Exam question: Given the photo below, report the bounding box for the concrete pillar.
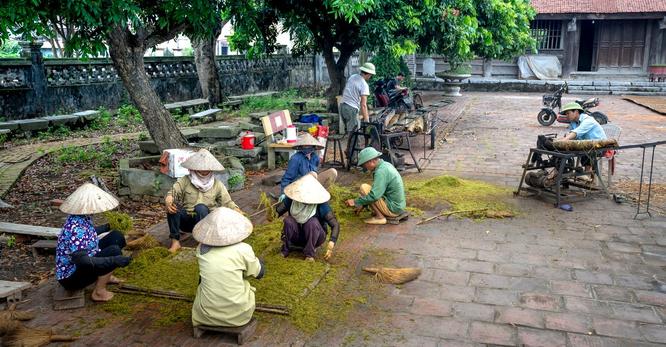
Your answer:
[482,58,492,78]
[19,41,46,117]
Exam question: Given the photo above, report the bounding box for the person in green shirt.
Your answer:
[191,207,264,328]
[345,147,406,225]
[165,149,241,253]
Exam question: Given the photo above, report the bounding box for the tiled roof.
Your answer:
[531,0,666,14]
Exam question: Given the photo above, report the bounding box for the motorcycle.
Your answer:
[537,81,609,126]
[373,79,423,113]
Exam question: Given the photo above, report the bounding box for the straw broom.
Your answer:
[0,319,20,337]
[362,267,421,285]
[2,325,77,347]
[0,304,36,321]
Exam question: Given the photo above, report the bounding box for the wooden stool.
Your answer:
[193,318,257,344]
[53,284,85,310]
[322,134,346,168]
[386,211,410,225]
[31,239,57,257]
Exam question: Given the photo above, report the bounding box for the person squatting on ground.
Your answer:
[276,173,340,262]
[56,183,131,302]
[165,149,242,253]
[279,133,338,201]
[191,207,264,328]
[345,147,406,225]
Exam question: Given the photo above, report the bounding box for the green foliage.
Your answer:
[181,47,193,56]
[371,49,411,86]
[0,134,7,146]
[6,235,16,248]
[37,125,71,141]
[117,104,142,126]
[56,136,128,168]
[89,107,112,130]
[102,211,134,234]
[137,132,149,141]
[227,174,245,188]
[0,40,20,58]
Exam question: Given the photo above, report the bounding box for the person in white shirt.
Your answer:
[340,62,375,133]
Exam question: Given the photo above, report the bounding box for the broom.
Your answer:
[125,234,161,250]
[0,303,36,321]
[362,267,422,284]
[0,319,21,337]
[3,325,77,347]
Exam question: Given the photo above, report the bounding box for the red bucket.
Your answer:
[241,131,255,150]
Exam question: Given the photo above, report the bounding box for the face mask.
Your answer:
[300,147,315,154]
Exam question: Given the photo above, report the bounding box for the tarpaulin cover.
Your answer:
[518,55,561,80]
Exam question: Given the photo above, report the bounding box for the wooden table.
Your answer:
[267,142,296,170]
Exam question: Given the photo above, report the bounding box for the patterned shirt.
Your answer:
[55,215,99,280]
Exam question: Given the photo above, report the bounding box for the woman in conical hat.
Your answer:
[279,133,338,201]
[191,207,264,328]
[276,172,340,261]
[56,183,132,302]
[165,148,242,253]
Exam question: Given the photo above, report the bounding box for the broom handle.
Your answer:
[362,267,380,273]
[416,208,488,225]
[249,202,280,218]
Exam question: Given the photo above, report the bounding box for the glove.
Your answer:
[113,256,132,267]
[278,194,286,203]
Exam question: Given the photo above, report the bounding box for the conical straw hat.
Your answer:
[59,183,119,215]
[284,173,330,204]
[294,133,324,149]
[181,149,225,171]
[193,207,253,246]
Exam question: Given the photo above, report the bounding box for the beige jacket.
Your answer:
[167,176,239,213]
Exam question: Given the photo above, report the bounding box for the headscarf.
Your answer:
[190,171,215,192]
[290,200,317,224]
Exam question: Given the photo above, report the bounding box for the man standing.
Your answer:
[340,62,375,133]
[345,147,406,225]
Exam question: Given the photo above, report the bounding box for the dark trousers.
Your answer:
[167,204,210,240]
[58,230,126,291]
[281,216,326,258]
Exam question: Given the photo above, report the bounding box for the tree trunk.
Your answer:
[192,21,224,105]
[108,26,188,150]
[322,48,353,112]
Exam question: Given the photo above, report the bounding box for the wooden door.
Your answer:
[594,20,646,71]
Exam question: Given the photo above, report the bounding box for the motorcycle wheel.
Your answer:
[591,111,608,125]
[537,109,557,126]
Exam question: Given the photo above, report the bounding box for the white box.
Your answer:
[162,149,194,178]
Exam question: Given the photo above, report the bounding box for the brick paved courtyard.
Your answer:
[9,91,666,346]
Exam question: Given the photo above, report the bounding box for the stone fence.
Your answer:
[0,42,327,120]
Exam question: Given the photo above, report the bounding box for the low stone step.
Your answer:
[199,124,241,139]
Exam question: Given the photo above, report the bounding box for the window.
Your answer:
[531,20,563,50]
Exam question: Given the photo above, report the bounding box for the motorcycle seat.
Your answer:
[575,97,597,106]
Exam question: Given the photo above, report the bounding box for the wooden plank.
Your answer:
[0,222,60,237]
[0,280,30,300]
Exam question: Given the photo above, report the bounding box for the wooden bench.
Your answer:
[0,222,60,238]
[190,108,222,123]
[53,284,85,310]
[31,239,57,257]
[221,100,243,110]
[193,318,257,344]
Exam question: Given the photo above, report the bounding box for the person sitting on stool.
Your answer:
[279,133,337,202]
[165,149,242,253]
[559,102,608,179]
[345,147,406,225]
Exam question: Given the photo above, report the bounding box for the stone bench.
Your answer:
[71,110,101,121]
[15,118,49,131]
[193,318,257,344]
[0,129,10,136]
[293,100,307,111]
[165,98,210,114]
[221,100,243,110]
[0,222,61,238]
[0,280,31,304]
[229,91,278,100]
[30,239,57,257]
[43,115,81,126]
[190,108,222,123]
[0,121,19,131]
